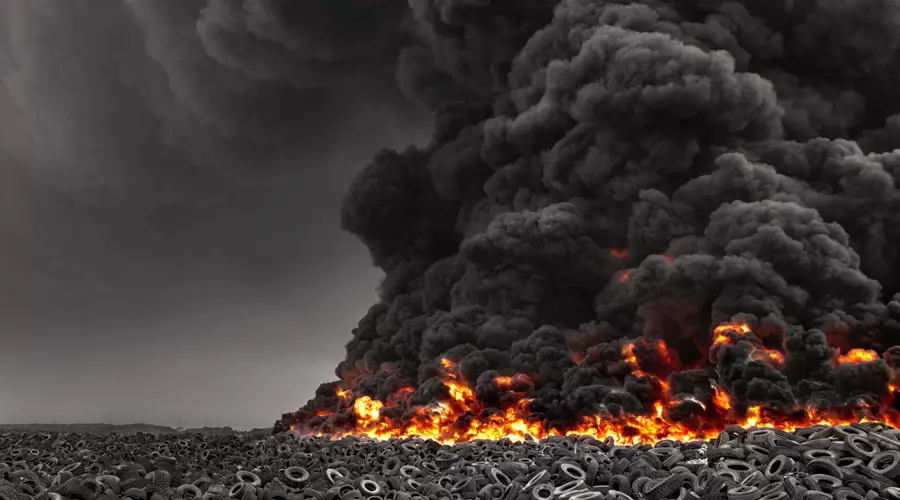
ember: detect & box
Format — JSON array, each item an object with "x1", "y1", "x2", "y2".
[{"x1": 610, "y1": 249, "x2": 629, "y2": 260}]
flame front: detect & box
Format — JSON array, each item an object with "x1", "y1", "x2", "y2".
[{"x1": 288, "y1": 321, "x2": 898, "y2": 444}]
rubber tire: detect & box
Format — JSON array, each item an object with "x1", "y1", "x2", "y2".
[
  {"x1": 727, "y1": 486, "x2": 761, "y2": 500},
  {"x1": 283, "y1": 467, "x2": 310, "y2": 488},
  {"x1": 531, "y1": 484, "x2": 554, "y2": 500},
  {"x1": 645, "y1": 474, "x2": 686, "y2": 500},
  {"x1": 870, "y1": 451, "x2": 900, "y2": 479},
  {"x1": 846, "y1": 435, "x2": 880, "y2": 460}
]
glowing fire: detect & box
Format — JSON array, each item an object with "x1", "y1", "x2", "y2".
[
  {"x1": 837, "y1": 349, "x2": 879, "y2": 365},
  {"x1": 288, "y1": 322, "x2": 900, "y2": 444},
  {"x1": 712, "y1": 321, "x2": 785, "y2": 366},
  {"x1": 752, "y1": 348, "x2": 785, "y2": 365},
  {"x1": 610, "y1": 249, "x2": 629, "y2": 260},
  {"x1": 353, "y1": 396, "x2": 383, "y2": 424},
  {"x1": 713, "y1": 384, "x2": 731, "y2": 410},
  {"x1": 713, "y1": 321, "x2": 752, "y2": 344}
]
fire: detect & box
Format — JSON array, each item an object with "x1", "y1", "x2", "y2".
[
  {"x1": 610, "y1": 249, "x2": 629, "y2": 260},
  {"x1": 287, "y1": 325, "x2": 899, "y2": 445},
  {"x1": 713, "y1": 384, "x2": 732, "y2": 410},
  {"x1": 752, "y1": 348, "x2": 784, "y2": 365},
  {"x1": 570, "y1": 350, "x2": 585, "y2": 365},
  {"x1": 354, "y1": 396, "x2": 383, "y2": 423},
  {"x1": 837, "y1": 349, "x2": 879, "y2": 364},
  {"x1": 711, "y1": 321, "x2": 784, "y2": 367},
  {"x1": 713, "y1": 321, "x2": 752, "y2": 344},
  {"x1": 446, "y1": 379, "x2": 473, "y2": 402},
  {"x1": 621, "y1": 341, "x2": 666, "y2": 388},
  {"x1": 494, "y1": 375, "x2": 530, "y2": 391},
  {"x1": 293, "y1": 375, "x2": 896, "y2": 445},
  {"x1": 391, "y1": 386, "x2": 414, "y2": 401},
  {"x1": 623, "y1": 343, "x2": 639, "y2": 367},
  {"x1": 745, "y1": 406, "x2": 760, "y2": 428}
]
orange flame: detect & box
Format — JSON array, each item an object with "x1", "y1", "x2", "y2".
[
  {"x1": 622, "y1": 341, "x2": 671, "y2": 401},
  {"x1": 752, "y1": 348, "x2": 785, "y2": 365},
  {"x1": 711, "y1": 321, "x2": 785, "y2": 368},
  {"x1": 354, "y1": 396, "x2": 383, "y2": 424},
  {"x1": 610, "y1": 249, "x2": 629, "y2": 260},
  {"x1": 291, "y1": 328, "x2": 897, "y2": 444},
  {"x1": 836, "y1": 349, "x2": 879, "y2": 365},
  {"x1": 391, "y1": 386, "x2": 414, "y2": 401},
  {"x1": 295, "y1": 377, "x2": 892, "y2": 445},
  {"x1": 713, "y1": 383, "x2": 732, "y2": 410},
  {"x1": 713, "y1": 321, "x2": 752, "y2": 344},
  {"x1": 570, "y1": 350, "x2": 585, "y2": 365}
]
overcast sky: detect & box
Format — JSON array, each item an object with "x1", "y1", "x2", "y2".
[{"x1": 0, "y1": 0, "x2": 429, "y2": 429}]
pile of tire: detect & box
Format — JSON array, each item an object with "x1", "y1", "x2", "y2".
[{"x1": 2, "y1": 423, "x2": 900, "y2": 500}]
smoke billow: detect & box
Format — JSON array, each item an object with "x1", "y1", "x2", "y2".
[{"x1": 284, "y1": 0, "x2": 900, "y2": 433}]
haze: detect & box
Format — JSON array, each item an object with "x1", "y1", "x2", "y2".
[{"x1": 0, "y1": 0, "x2": 429, "y2": 428}]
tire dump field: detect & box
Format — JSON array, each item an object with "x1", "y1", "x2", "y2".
[{"x1": 5, "y1": 426, "x2": 900, "y2": 500}]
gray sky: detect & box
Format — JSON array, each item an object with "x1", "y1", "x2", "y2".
[{"x1": 0, "y1": 0, "x2": 429, "y2": 428}]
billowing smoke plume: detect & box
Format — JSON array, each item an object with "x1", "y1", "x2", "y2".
[{"x1": 280, "y1": 0, "x2": 900, "y2": 434}]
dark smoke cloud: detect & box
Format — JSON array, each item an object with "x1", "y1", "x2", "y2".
[{"x1": 289, "y1": 0, "x2": 900, "y2": 430}]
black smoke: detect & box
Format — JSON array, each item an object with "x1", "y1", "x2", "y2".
[{"x1": 281, "y1": 0, "x2": 900, "y2": 430}]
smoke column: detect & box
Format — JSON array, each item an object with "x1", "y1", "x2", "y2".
[{"x1": 277, "y1": 0, "x2": 900, "y2": 436}]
